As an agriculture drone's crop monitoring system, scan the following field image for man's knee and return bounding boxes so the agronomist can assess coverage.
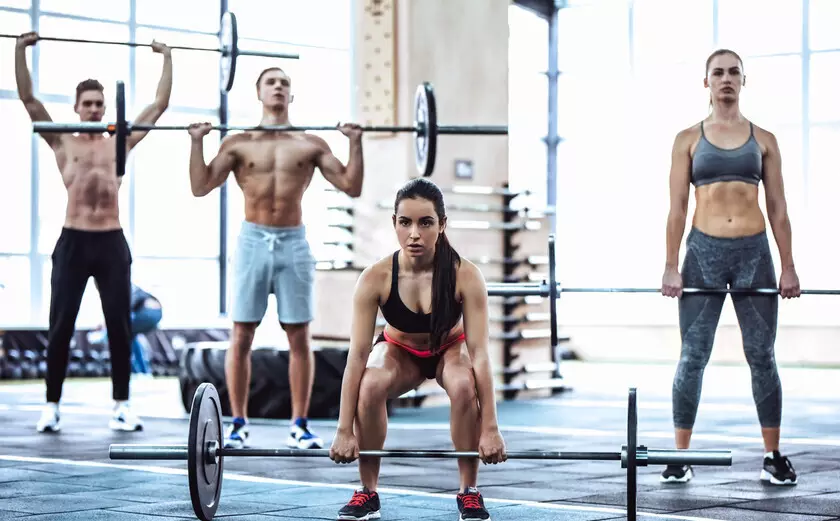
[282,322,311,354]
[230,323,258,355]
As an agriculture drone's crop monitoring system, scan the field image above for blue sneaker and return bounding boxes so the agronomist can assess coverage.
[287,417,323,449]
[224,419,249,449]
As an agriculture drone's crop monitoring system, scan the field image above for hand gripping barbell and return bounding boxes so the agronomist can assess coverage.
[108,383,732,521]
[1,12,295,93]
[31,81,507,178]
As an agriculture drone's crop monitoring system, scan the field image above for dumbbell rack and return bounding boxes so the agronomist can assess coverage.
[494,183,568,398]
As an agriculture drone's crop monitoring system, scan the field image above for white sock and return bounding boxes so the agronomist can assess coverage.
[765,451,776,459]
[45,402,59,413]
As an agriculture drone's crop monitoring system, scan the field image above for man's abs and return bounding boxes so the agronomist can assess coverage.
[692,181,766,238]
[59,138,122,231]
[233,134,321,228]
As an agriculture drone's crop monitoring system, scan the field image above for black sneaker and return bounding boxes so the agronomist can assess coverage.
[457,487,490,521]
[761,451,798,485]
[659,464,694,483]
[337,487,381,520]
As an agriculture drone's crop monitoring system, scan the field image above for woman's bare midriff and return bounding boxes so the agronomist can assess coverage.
[382,324,466,355]
[692,181,766,238]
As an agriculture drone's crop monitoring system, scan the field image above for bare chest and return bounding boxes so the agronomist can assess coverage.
[61,138,116,179]
[236,136,320,174]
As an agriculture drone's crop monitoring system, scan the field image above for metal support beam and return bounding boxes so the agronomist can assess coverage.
[218,0,229,316]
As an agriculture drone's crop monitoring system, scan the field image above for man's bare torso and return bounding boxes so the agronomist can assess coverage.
[53,135,123,231]
[227,131,325,228]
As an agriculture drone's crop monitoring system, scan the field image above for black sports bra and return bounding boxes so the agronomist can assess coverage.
[379,252,462,334]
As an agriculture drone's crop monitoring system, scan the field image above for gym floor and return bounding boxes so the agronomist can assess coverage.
[0,362,838,521]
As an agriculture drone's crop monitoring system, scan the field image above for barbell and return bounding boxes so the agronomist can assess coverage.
[1,11,296,93]
[486,283,840,297]
[31,81,507,178]
[108,383,732,521]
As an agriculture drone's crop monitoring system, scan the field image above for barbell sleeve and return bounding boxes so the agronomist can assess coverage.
[645,449,732,466]
[33,122,113,133]
[436,125,509,135]
[110,445,189,460]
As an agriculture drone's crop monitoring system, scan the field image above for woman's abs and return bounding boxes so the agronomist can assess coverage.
[692,181,766,238]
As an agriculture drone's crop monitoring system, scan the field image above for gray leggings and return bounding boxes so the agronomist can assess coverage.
[673,227,782,430]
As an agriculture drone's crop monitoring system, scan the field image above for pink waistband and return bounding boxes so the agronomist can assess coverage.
[382,330,465,358]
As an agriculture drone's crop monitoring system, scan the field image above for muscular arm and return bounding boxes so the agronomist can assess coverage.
[461,262,499,430]
[189,135,237,197]
[15,43,60,149]
[762,132,795,269]
[314,135,364,198]
[665,130,693,269]
[335,268,381,433]
[127,48,173,150]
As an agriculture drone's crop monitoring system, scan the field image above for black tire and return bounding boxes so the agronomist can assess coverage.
[178,343,351,419]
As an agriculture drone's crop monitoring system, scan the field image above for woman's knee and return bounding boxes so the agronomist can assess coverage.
[357,370,392,410]
[443,368,477,408]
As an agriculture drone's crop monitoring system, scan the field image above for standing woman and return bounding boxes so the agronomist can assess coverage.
[660,49,801,485]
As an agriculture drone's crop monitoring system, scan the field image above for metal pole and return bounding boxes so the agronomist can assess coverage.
[546,2,559,236]
[218,0,229,316]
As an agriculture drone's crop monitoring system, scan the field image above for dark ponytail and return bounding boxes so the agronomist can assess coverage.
[393,178,461,352]
[430,230,460,351]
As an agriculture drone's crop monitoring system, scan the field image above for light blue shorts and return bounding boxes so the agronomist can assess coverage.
[231,221,316,325]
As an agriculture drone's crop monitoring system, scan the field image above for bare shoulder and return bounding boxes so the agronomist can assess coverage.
[220,132,251,152]
[675,123,702,150]
[750,123,779,154]
[457,258,487,294]
[354,254,392,302]
[304,133,331,151]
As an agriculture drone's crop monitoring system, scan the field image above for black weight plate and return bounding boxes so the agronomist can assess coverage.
[414,82,437,177]
[627,387,637,521]
[188,383,224,521]
[219,11,238,93]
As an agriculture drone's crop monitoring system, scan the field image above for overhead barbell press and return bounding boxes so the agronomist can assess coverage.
[1,12,296,93]
[109,382,732,521]
[31,81,506,178]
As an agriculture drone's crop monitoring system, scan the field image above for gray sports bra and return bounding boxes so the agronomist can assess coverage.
[691,121,763,187]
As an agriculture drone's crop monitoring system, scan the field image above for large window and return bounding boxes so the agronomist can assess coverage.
[0,100,32,254]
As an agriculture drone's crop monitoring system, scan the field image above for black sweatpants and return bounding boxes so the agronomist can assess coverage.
[46,227,133,403]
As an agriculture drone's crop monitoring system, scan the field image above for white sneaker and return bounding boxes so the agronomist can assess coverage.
[287,418,323,449]
[223,422,250,449]
[109,402,144,432]
[36,403,61,433]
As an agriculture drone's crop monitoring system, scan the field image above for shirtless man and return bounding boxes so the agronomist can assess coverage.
[187,67,364,450]
[15,31,173,433]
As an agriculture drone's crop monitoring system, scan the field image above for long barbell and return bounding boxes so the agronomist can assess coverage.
[108,445,730,467]
[486,283,840,298]
[31,81,507,178]
[1,12,297,93]
[107,383,732,521]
